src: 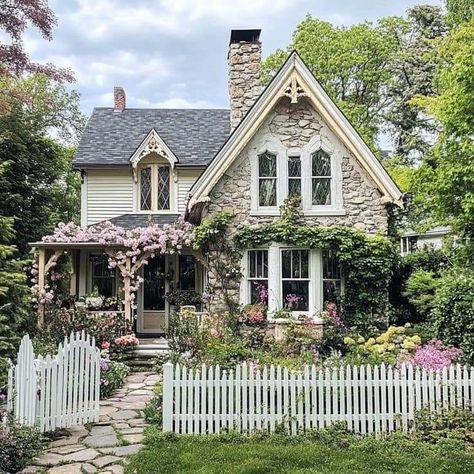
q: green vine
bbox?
[234,199,399,328]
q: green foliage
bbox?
[167,311,202,355]
[143,385,163,426]
[431,271,474,363]
[0,417,44,474]
[412,19,474,239]
[445,0,474,27]
[234,201,398,328]
[100,358,130,399]
[414,406,474,444]
[403,270,439,320]
[193,211,233,250]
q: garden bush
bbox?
[431,272,474,364]
[0,416,44,473]
[99,350,130,398]
[403,269,439,320]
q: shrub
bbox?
[143,385,163,426]
[400,339,462,370]
[431,272,474,364]
[0,417,44,473]
[403,269,439,320]
[99,350,130,398]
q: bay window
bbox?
[258,152,277,207]
[139,164,171,211]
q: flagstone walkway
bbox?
[22,372,159,474]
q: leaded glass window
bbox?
[288,156,301,198]
[140,167,152,210]
[258,152,277,207]
[312,150,332,205]
[157,166,170,210]
[281,249,309,311]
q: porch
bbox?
[31,219,205,336]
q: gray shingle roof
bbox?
[100,213,180,230]
[74,108,230,167]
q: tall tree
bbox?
[445,0,474,27]
[262,16,399,148]
[413,18,474,239]
[383,6,447,162]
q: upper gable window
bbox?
[288,155,301,198]
[139,164,171,211]
[258,152,277,207]
[311,150,332,206]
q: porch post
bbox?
[123,256,133,326]
[37,248,46,328]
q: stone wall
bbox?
[205,96,390,311]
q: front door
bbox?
[137,255,167,334]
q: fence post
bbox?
[162,362,174,432]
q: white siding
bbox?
[86,169,134,225]
[177,169,202,213]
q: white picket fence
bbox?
[162,362,474,435]
[7,331,101,432]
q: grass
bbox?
[125,426,474,474]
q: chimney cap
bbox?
[230,29,261,44]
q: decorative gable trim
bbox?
[188,52,402,211]
[130,128,178,182]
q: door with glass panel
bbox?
[138,255,167,333]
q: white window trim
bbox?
[240,245,323,322]
[136,163,175,213]
[88,253,117,296]
[249,135,344,216]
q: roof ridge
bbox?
[93,107,230,112]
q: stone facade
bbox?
[228,40,262,131]
[204,96,390,311]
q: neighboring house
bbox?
[400,226,451,256]
[32,29,402,336]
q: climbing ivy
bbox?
[234,200,399,329]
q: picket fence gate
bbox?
[162,362,474,435]
[7,331,100,432]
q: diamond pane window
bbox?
[288,156,301,198]
[157,166,170,210]
[258,152,277,207]
[312,150,332,205]
[140,167,152,210]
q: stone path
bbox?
[22,372,159,474]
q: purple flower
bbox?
[285,293,302,309]
[254,282,268,304]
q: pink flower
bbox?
[402,339,462,370]
[101,341,110,350]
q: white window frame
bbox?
[246,249,269,304]
[88,253,117,297]
[240,245,322,321]
[249,135,344,216]
[137,163,175,213]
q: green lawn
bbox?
[125,428,474,474]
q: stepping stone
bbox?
[121,427,144,435]
[63,448,100,463]
[127,382,145,389]
[67,426,89,437]
[100,406,119,416]
[110,409,139,420]
[128,389,154,396]
[34,452,64,467]
[128,419,147,427]
[50,444,87,455]
[90,425,115,437]
[49,436,80,448]
[105,465,124,474]
[127,374,146,383]
[144,375,160,385]
[112,422,130,430]
[84,434,119,448]
[48,463,83,474]
[82,463,97,473]
[19,467,42,473]
[92,455,122,468]
[112,444,143,457]
[123,433,144,444]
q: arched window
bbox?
[258,151,277,207]
[311,149,332,205]
[139,164,171,211]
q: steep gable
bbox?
[189,52,402,211]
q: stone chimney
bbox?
[113,86,126,112]
[228,29,262,131]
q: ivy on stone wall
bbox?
[234,200,399,328]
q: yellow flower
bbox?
[395,326,406,334]
[344,337,356,346]
[366,338,376,347]
[410,335,421,345]
[387,343,396,352]
[402,339,416,350]
[404,322,412,328]
[357,336,365,344]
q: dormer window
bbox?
[311,150,332,206]
[258,151,277,207]
[139,164,171,211]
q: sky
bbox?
[24,0,443,118]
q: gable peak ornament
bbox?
[283,76,308,104]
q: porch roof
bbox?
[29,241,126,249]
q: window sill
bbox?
[268,317,324,325]
[250,209,346,217]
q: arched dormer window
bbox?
[130,129,178,213]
